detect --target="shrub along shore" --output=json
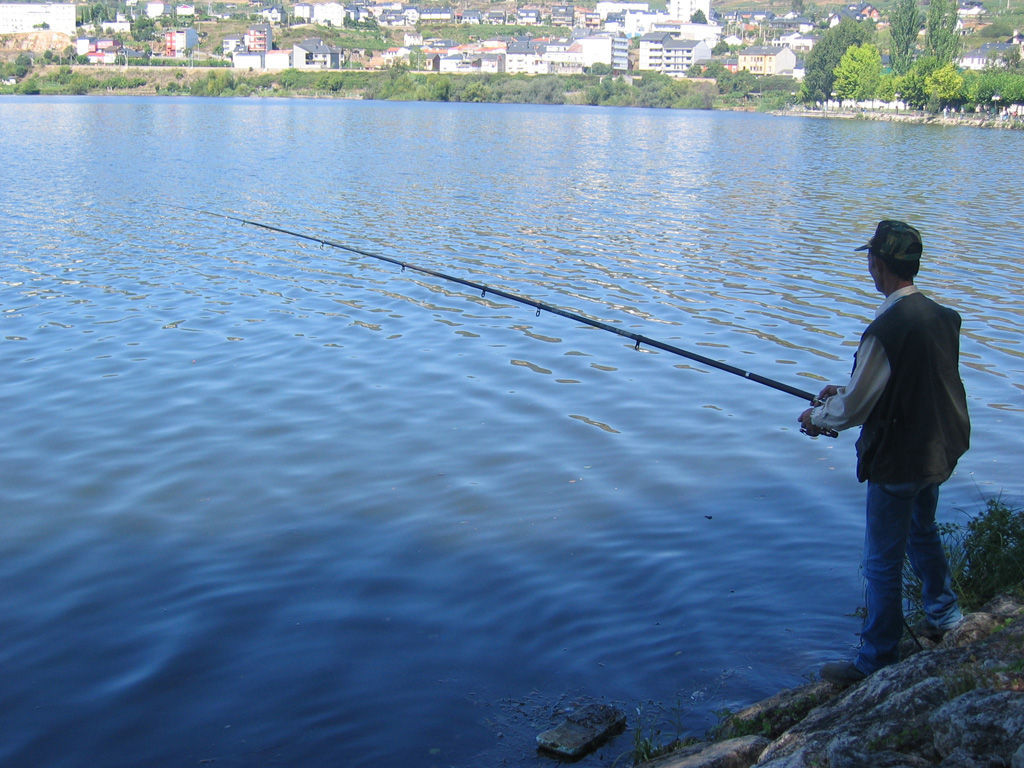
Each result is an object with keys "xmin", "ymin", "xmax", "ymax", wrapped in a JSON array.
[{"xmin": 2, "ymin": 64, "xmax": 718, "ymax": 107}]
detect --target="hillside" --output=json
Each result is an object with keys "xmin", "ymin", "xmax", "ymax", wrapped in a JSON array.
[{"xmin": 0, "ymin": 30, "xmax": 72, "ymax": 57}]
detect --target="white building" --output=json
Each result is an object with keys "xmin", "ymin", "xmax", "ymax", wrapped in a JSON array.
[
  {"xmin": 260, "ymin": 6, "xmax": 283, "ymax": 23},
  {"xmin": 638, "ymin": 32, "xmax": 711, "ymax": 76},
  {"xmin": 649, "ymin": 20, "xmax": 720, "ymax": 47},
  {"xmin": 438, "ymin": 52, "xmax": 466, "ymax": 72},
  {"xmin": 668, "ymin": 0, "xmax": 710, "ymax": 23},
  {"xmin": 436, "ymin": 51, "xmax": 504, "ymax": 73},
  {"xmin": 664, "ymin": 37, "xmax": 710, "ymax": 75},
  {"xmin": 232, "ymin": 51, "xmax": 264, "ymax": 69},
  {"xmin": 543, "ymin": 39, "xmax": 584, "ymax": 74},
  {"xmin": 505, "ymin": 40, "xmax": 547, "ymax": 74},
  {"xmin": 957, "ymin": 0, "xmax": 986, "ymax": 19},
  {"xmin": 223, "ymin": 34, "xmax": 244, "ymax": 55},
  {"xmin": 594, "ymin": 1, "xmax": 649, "ymax": 18},
  {"xmin": 293, "ymin": 37, "xmax": 344, "ymax": 68},
  {"xmin": 311, "ymin": 2, "xmax": 346, "ymax": 26},
  {"xmin": 380, "ymin": 45, "xmax": 411, "ymax": 65},
  {"xmin": 960, "ymin": 42, "xmax": 1017, "ymax": 70},
  {"xmin": 264, "ymin": 49, "xmax": 291, "ymax": 69},
  {"xmin": 478, "ymin": 53, "xmax": 504, "ymax": 73},
  {"xmin": 620, "ymin": 11, "xmax": 668, "ymax": 37},
  {"xmin": 516, "ymin": 8, "xmax": 541, "ymax": 24},
  {"xmin": 419, "ymin": 6, "xmax": 454, "ymax": 22},
  {"xmin": 575, "ymin": 34, "xmax": 629, "ymax": 71},
  {"xmin": 778, "ymin": 31, "xmax": 817, "ymax": 53},
  {"xmin": 0, "ymin": 2, "xmax": 76, "ymax": 36},
  {"xmin": 86, "ymin": 47, "xmax": 119, "ymax": 63},
  {"xmin": 97, "ymin": 19, "xmax": 132, "ymax": 33}
]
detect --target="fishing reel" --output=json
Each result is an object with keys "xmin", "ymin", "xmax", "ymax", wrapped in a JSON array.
[
  {"xmin": 802, "ymin": 397, "xmax": 839, "ymax": 439},
  {"xmin": 801, "ymin": 424, "xmax": 839, "ymax": 439}
]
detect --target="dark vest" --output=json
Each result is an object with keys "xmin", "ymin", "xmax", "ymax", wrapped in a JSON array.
[{"xmin": 855, "ymin": 292, "xmax": 970, "ymax": 484}]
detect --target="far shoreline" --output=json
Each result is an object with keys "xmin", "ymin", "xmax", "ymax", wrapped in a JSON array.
[{"xmin": 3, "ymin": 64, "xmax": 1023, "ymax": 131}]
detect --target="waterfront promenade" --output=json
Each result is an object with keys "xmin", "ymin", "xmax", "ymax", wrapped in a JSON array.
[{"xmin": 782, "ymin": 102, "xmax": 1024, "ymax": 129}]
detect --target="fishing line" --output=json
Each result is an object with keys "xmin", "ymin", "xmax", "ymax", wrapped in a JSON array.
[{"xmin": 174, "ymin": 205, "xmax": 827, "ymax": 406}]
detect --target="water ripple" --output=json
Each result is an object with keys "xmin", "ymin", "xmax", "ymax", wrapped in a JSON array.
[{"xmin": 2, "ymin": 97, "xmax": 1023, "ymax": 767}]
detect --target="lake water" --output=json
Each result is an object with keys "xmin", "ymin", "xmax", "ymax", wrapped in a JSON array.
[{"xmin": 1, "ymin": 95, "xmax": 1022, "ymax": 767}]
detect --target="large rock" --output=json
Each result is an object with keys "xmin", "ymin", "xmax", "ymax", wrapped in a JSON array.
[
  {"xmin": 755, "ymin": 657, "xmax": 965, "ymax": 767},
  {"xmin": 930, "ymin": 689, "xmax": 1024, "ymax": 766},
  {"xmin": 640, "ymin": 590, "xmax": 1024, "ymax": 768},
  {"xmin": 714, "ymin": 682, "xmax": 836, "ymax": 742},
  {"xmin": 645, "ymin": 735, "xmax": 771, "ymax": 768},
  {"xmin": 754, "ymin": 593, "xmax": 1024, "ymax": 768}
]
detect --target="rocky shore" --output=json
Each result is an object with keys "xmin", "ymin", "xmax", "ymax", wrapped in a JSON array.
[
  {"xmin": 641, "ymin": 588, "xmax": 1024, "ymax": 768},
  {"xmin": 777, "ymin": 105, "xmax": 1024, "ymax": 131}
]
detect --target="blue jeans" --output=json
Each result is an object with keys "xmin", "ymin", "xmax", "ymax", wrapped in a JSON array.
[{"xmin": 856, "ymin": 481, "xmax": 962, "ymax": 674}]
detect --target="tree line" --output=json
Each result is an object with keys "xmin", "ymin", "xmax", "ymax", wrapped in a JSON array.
[
  {"xmin": 153, "ymin": 66, "xmax": 720, "ymax": 109},
  {"xmin": 1, "ymin": 62, "xmax": 146, "ymax": 94},
  {"xmin": 801, "ymin": 1, "xmax": 1024, "ymax": 111}
]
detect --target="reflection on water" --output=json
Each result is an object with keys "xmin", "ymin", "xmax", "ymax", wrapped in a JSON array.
[{"xmin": 1, "ymin": 96, "xmax": 1023, "ymax": 767}]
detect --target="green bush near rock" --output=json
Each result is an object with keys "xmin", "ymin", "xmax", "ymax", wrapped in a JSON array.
[
  {"xmin": 904, "ymin": 498, "xmax": 1024, "ymax": 619},
  {"xmin": 958, "ymin": 498, "xmax": 1024, "ymax": 608}
]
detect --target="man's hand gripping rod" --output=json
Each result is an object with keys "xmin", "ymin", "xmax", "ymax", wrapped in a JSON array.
[{"xmin": 800, "ymin": 393, "xmax": 840, "ymax": 439}]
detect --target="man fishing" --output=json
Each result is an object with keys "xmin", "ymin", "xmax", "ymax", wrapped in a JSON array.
[{"xmin": 798, "ymin": 220, "xmax": 970, "ymax": 685}]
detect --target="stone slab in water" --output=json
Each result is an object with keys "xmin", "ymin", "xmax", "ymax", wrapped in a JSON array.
[{"xmin": 536, "ymin": 703, "xmax": 626, "ymax": 759}]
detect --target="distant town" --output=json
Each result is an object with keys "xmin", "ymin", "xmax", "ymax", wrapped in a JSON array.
[
  {"xmin": 1, "ymin": 0, "xmax": 1022, "ymax": 115},
  {"xmin": 0, "ymin": 0, "xmax": 1018, "ymax": 76}
]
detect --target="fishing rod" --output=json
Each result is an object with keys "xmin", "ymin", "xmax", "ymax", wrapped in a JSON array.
[{"xmin": 180, "ymin": 205, "xmax": 828, "ymax": 407}]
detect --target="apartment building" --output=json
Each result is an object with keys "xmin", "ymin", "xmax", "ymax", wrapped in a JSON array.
[
  {"xmin": 737, "ymin": 45, "xmax": 797, "ymax": 75},
  {"xmin": 638, "ymin": 32, "xmax": 711, "ymax": 76},
  {"xmin": 164, "ymin": 27, "xmax": 198, "ymax": 57}
]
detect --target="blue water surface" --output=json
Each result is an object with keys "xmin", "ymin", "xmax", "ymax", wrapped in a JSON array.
[{"xmin": 1, "ymin": 96, "xmax": 1022, "ymax": 767}]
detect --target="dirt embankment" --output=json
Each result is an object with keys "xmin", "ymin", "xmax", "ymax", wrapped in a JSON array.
[{"xmin": 0, "ymin": 30, "xmax": 73, "ymax": 59}]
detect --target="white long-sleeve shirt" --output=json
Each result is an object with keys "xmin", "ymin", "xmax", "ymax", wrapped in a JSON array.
[{"xmin": 810, "ymin": 285, "xmax": 920, "ymax": 433}]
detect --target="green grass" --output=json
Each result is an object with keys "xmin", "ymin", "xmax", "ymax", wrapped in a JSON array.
[
  {"xmin": 626, "ymin": 702, "xmax": 701, "ymax": 766},
  {"xmin": 904, "ymin": 498, "xmax": 1024, "ymax": 620}
]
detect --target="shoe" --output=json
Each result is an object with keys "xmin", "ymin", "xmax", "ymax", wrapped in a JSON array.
[
  {"xmin": 821, "ymin": 661, "xmax": 867, "ymax": 685},
  {"xmin": 913, "ymin": 616, "xmax": 964, "ymax": 643},
  {"xmin": 913, "ymin": 622, "xmax": 945, "ymax": 643}
]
